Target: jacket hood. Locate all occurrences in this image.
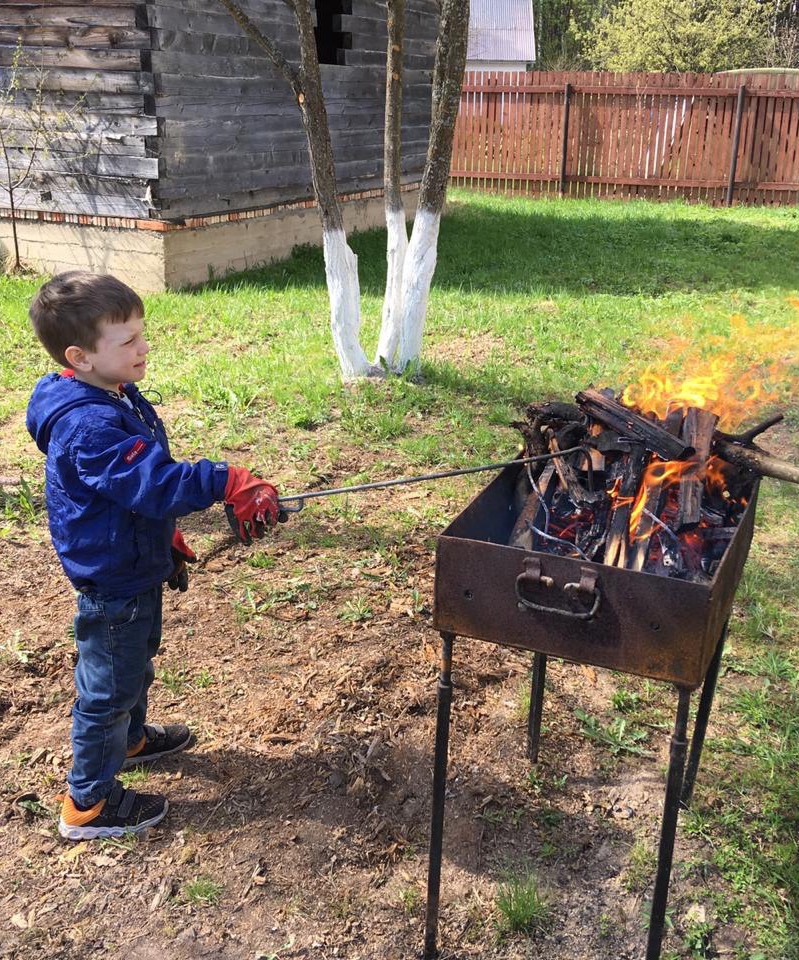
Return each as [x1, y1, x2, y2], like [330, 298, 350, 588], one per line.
[26, 373, 129, 454]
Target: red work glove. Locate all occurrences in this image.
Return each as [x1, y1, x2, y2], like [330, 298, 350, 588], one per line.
[224, 466, 280, 545]
[167, 528, 196, 592]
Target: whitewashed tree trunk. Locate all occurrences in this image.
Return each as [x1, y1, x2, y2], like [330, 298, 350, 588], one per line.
[216, 0, 468, 381]
[396, 208, 441, 370]
[375, 206, 408, 369]
[386, 0, 469, 373]
[376, 0, 467, 374]
[322, 229, 374, 380]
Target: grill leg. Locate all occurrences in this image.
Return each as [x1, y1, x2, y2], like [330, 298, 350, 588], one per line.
[424, 632, 454, 960]
[646, 686, 691, 960]
[527, 651, 547, 762]
[680, 619, 729, 810]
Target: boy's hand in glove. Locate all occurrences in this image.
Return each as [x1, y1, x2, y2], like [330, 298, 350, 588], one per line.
[224, 466, 280, 544]
[167, 528, 196, 592]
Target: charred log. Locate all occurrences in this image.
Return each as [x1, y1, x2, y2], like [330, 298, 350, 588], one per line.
[576, 388, 693, 461]
[678, 408, 719, 529]
[604, 443, 648, 568]
[547, 433, 603, 505]
[712, 438, 799, 485]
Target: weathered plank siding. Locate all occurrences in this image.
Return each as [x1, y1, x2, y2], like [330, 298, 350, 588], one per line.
[151, 0, 437, 217]
[1, 0, 436, 221]
[0, 2, 155, 218]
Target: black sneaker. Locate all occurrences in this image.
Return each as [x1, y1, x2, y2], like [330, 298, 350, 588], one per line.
[59, 781, 168, 841]
[122, 722, 192, 769]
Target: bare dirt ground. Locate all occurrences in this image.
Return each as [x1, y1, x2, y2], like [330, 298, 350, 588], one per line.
[1, 420, 786, 960]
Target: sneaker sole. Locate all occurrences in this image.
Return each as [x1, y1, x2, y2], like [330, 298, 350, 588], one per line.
[120, 733, 192, 770]
[58, 799, 169, 841]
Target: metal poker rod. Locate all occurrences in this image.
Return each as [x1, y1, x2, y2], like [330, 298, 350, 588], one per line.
[277, 446, 586, 513]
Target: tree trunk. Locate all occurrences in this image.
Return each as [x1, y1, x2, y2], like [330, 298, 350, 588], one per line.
[0, 127, 22, 271]
[396, 0, 469, 371]
[291, 0, 377, 379]
[215, 0, 469, 379]
[216, 0, 377, 379]
[375, 0, 409, 370]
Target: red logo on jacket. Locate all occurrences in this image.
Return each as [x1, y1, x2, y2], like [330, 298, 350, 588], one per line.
[124, 439, 147, 464]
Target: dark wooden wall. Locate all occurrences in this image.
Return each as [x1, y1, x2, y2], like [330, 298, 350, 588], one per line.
[0, 1, 156, 218]
[1, 0, 437, 222]
[151, 0, 437, 218]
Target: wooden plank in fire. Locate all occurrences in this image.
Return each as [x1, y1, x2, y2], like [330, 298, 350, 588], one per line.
[626, 476, 667, 572]
[678, 407, 719, 529]
[509, 465, 555, 550]
[663, 402, 685, 436]
[604, 443, 649, 568]
[576, 387, 693, 461]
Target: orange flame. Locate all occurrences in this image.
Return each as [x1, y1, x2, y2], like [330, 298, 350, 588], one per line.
[621, 314, 798, 429]
[629, 459, 699, 539]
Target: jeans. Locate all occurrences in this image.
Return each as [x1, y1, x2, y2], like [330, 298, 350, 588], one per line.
[67, 586, 163, 807]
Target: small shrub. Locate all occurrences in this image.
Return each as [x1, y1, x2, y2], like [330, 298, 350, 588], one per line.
[623, 840, 656, 893]
[495, 872, 550, 934]
[399, 885, 422, 914]
[183, 876, 223, 906]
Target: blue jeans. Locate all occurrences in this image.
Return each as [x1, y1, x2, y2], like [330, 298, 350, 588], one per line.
[67, 586, 163, 807]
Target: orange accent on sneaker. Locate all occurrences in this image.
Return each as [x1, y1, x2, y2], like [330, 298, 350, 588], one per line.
[126, 735, 147, 758]
[61, 794, 106, 827]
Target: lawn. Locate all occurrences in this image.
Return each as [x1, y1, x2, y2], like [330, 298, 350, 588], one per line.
[1, 190, 798, 960]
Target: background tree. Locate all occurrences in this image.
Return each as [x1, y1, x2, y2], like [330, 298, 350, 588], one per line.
[585, 0, 781, 72]
[764, 0, 799, 67]
[1, 42, 93, 272]
[534, 0, 605, 69]
[216, 0, 469, 380]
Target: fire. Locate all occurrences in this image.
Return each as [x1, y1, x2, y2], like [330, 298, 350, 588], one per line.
[704, 456, 730, 498]
[629, 459, 698, 539]
[621, 314, 798, 429]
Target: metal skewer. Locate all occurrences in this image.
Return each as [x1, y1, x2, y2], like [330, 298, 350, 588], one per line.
[277, 446, 587, 513]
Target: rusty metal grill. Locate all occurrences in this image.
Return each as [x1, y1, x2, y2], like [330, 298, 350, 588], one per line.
[433, 462, 758, 688]
[423, 462, 759, 960]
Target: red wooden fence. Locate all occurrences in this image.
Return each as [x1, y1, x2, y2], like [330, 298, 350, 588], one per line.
[450, 70, 799, 205]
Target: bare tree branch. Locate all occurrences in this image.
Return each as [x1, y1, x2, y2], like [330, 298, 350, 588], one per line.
[418, 0, 469, 213]
[384, 0, 405, 212]
[713, 437, 799, 485]
[291, 0, 344, 232]
[214, 0, 302, 91]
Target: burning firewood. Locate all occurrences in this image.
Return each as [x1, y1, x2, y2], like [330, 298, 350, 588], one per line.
[510, 388, 798, 582]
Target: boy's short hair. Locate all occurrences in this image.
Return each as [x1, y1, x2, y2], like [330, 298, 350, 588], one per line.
[30, 271, 144, 367]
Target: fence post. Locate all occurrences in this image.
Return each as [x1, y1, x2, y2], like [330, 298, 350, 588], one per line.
[559, 82, 572, 197]
[726, 85, 746, 207]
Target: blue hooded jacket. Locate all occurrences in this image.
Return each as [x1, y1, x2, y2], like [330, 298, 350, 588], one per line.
[26, 373, 229, 597]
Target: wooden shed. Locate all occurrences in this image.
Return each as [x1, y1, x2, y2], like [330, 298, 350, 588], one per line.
[0, 0, 437, 289]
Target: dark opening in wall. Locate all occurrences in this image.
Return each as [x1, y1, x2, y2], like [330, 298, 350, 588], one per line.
[314, 0, 352, 65]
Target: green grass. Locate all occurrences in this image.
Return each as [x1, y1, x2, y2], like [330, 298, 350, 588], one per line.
[182, 876, 223, 906]
[2, 190, 798, 956]
[623, 840, 658, 894]
[495, 870, 551, 935]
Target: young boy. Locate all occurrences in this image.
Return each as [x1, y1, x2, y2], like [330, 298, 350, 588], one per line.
[26, 271, 280, 841]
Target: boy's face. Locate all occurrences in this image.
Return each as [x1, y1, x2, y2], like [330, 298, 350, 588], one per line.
[66, 312, 150, 391]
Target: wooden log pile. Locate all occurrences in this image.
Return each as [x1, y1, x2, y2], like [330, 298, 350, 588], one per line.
[510, 387, 797, 581]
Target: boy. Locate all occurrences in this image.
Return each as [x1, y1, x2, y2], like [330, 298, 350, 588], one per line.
[26, 271, 279, 841]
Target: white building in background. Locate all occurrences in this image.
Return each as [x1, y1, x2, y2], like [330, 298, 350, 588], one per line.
[466, 0, 537, 72]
